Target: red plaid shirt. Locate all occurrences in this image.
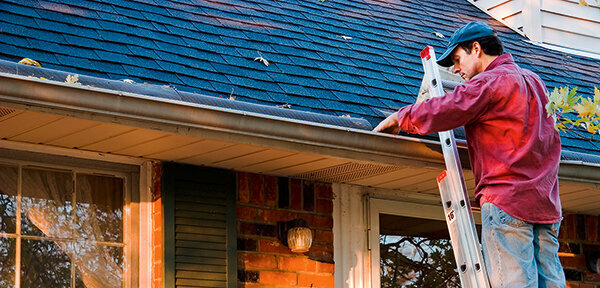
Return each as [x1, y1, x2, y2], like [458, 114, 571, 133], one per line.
[397, 53, 562, 223]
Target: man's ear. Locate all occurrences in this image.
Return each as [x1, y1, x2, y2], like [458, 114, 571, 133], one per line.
[472, 42, 482, 57]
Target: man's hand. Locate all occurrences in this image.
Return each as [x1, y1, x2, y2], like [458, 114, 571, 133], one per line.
[373, 111, 400, 134]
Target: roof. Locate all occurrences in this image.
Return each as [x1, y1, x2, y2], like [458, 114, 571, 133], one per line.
[0, 0, 599, 155]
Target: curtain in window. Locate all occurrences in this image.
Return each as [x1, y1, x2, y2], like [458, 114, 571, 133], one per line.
[22, 169, 123, 288]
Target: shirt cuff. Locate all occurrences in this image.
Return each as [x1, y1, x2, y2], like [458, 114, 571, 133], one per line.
[397, 105, 418, 134]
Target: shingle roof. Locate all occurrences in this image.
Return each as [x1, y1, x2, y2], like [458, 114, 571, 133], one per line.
[0, 0, 599, 154]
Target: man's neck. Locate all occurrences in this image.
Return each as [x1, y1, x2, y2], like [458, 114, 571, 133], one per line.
[480, 54, 499, 72]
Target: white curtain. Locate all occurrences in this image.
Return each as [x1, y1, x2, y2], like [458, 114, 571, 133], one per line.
[22, 168, 123, 288]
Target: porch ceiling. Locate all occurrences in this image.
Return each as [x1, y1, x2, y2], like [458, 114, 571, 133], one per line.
[1, 106, 599, 215]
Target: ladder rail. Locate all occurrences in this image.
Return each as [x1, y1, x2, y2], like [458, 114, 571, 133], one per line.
[420, 46, 490, 288]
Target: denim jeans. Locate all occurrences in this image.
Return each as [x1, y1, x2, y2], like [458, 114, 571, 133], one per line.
[481, 202, 566, 288]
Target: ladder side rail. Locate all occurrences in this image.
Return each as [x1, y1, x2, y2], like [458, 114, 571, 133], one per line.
[421, 46, 490, 288]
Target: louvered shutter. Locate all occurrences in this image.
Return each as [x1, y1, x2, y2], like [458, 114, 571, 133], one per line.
[162, 163, 236, 288]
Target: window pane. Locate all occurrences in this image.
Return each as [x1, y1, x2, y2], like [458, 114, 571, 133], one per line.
[21, 239, 71, 288]
[76, 174, 123, 242]
[0, 237, 16, 287]
[0, 165, 18, 233]
[379, 214, 460, 288]
[75, 245, 123, 288]
[21, 168, 73, 237]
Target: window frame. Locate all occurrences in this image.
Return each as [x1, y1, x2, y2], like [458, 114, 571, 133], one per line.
[0, 153, 140, 288]
[368, 198, 482, 287]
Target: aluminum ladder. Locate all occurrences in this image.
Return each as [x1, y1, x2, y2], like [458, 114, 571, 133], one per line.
[419, 45, 490, 288]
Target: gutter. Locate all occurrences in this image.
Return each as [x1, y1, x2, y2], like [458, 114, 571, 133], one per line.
[0, 72, 599, 184]
[0, 72, 449, 169]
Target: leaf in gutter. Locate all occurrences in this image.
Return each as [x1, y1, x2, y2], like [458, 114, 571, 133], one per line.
[229, 88, 236, 100]
[18, 58, 41, 67]
[579, 0, 589, 6]
[277, 103, 292, 109]
[340, 114, 350, 117]
[122, 79, 135, 83]
[341, 35, 352, 40]
[65, 74, 81, 85]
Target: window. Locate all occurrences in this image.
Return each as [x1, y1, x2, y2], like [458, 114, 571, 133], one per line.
[0, 161, 130, 288]
[368, 198, 482, 288]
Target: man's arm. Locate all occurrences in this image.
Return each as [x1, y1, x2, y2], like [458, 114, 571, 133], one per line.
[374, 76, 496, 135]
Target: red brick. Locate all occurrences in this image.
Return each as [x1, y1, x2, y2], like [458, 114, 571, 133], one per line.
[588, 216, 598, 242]
[567, 214, 576, 240]
[559, 254, 586, 269]
[566, 283, 596, 288]
[316, 199, 333, 213]
[259, 271, 297, 285]
[238, 172, 250, 203]
[316, 185, 333, 199]
[308, 244, 334, 261]
[259, 239, 293, 255]
[291, 179, 302, 210]
[153, 279, 161, 288]
[237, 206, 257, 220]
[258, 209, 296, 223]
[315, 230, 333, 243]
[317, 262, 335, 274]
[298, 273, 334, 288]
[250, 174, 264, 205]
[278, 256, 317, 272]
[153, 229, 162, 244]
[583, 270, 600, 283]
[299, 213, 333, 229]
[238, 253, 277, 269]
[152, 163, 162, 200]
[264, 175, 277, 207]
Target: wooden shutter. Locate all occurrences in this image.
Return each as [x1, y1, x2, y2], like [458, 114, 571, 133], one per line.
[162, 163, 236, 288]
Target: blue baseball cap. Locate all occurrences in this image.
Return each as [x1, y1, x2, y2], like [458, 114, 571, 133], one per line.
[437, 21, 494, 67]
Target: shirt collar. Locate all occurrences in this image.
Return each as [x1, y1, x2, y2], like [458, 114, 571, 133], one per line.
[484, 53, 514, 72]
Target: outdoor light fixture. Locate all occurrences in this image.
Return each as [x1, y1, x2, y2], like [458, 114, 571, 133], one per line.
[277, 218, 312, 253]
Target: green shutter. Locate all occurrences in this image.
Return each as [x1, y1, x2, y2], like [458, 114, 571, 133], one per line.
[163, 163, 237, 288]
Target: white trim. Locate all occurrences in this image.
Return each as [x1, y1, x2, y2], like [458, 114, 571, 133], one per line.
[333, 184, 370, 288]
[524, 40, 600, 60]
[368, 197, 483, 287]
[138, 161, 153, 288]
[0, 140, 146, 166]
[368, 199, 446, 288]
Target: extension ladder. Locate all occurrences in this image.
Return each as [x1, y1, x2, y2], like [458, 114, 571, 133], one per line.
[419, 46, 490, 288]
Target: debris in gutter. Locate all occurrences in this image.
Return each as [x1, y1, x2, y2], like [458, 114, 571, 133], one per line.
[122, 79, 135, 83]
[277, 103, 292, 109]
[18, 58, 41, 67]
[229, 88, 236, 100]
[65, 74, 81, 85]
[433, 32, 445, 38]
[341, 35, 352, 40]
[340, 114, 350, 117]
[254, 51, 269, 66]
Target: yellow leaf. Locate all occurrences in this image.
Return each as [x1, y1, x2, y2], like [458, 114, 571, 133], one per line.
[574, 97, 599, 118]
[18, 58, 41, 67]
[579, 0, 589, 5]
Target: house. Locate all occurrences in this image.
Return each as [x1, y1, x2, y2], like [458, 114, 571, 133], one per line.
[0, 0, 599, 287]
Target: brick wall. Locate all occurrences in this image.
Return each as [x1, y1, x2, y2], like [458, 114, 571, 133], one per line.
[237, 172, 335, 288]
[560, 214, 600, 288]
[151, 162, 162, 288]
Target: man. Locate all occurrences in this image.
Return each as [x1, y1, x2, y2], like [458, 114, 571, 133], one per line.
[374, 21, 565, 287]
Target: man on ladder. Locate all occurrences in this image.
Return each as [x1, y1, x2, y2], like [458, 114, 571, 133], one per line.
[374, 21, 566, 287]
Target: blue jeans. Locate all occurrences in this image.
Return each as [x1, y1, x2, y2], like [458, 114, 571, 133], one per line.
[481, 203, 566, 288]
